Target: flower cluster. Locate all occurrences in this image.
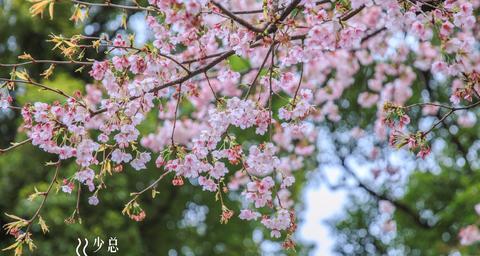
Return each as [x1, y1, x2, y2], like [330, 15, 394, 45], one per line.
[388, 131, 431, 159]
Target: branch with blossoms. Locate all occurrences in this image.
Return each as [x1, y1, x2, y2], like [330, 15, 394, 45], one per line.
[2, 0, 480, 254]
[383, 96, 480, 159]
[420, 71, 474, 173]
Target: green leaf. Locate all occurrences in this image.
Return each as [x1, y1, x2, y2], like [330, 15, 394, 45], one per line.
[228, 55, 251, 73]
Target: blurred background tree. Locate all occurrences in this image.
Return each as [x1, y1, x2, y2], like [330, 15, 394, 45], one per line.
[324, 65, 480, 255]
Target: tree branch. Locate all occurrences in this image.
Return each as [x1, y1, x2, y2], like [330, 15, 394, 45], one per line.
[0, 78, 73, 99]
[0, 138, 32, 155]
[25, 161, 61, 235]
[211, 1, 263, 33]
[70, 0, 159, 12]
[339, 156, 432, 229]
[0, 59, 92, 67]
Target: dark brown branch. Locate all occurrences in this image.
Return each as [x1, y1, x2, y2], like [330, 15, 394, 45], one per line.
[262, 0, 302, 35]
[182, 52, 225, 65]
[360, 27, 386, 44]
[231, 0, 331, 15]
[339, 156, 432, 229]
[211, 1, 263, 33]
[91, 50, 236, 116]
[232, 9, 264, 15]
[423, 101, 480, 135]
[340, 5, 365, 21]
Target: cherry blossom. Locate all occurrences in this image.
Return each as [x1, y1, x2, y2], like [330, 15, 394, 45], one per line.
[459, 225, 480, 246]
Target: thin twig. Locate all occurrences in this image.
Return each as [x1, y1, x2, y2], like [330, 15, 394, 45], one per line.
[0, 138, 33, 155]
[0, 60, 93, 67]
[1, 78, 91, 112]
[267, 37, 276, 141]
[291, 40, 305, 106]
[404, 102, 454, 110]
[131, 170, 173, 197]
[422, 100, 480, 135]
[243, 43, 274, 99]
[0, 78, 72, 99]
[204, 72, 220, 102]
[70, 0, 159, 12]
[25, 161, 61, 234]
[211, 1, 263, 33]
[171, 84, 183, 146]
[75, 182, 81, 218]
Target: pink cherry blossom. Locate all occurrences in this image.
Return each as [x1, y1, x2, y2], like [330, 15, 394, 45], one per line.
[239, 209, 261, 221]
[459, 225, 480, 246]
[130, 152, 151, 170]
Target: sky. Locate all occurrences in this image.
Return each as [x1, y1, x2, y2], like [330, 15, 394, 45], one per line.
[299, 182, 347, 255]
